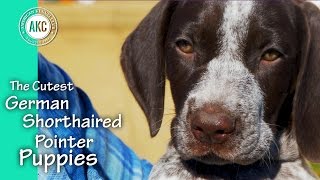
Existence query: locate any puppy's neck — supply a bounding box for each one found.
[271,129,300,162]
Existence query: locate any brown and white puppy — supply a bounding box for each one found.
[121,0,320,179]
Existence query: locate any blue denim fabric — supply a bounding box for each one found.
[38,54,152,180]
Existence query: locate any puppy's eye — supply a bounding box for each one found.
[261,50,281,61]
[176,39,193,54]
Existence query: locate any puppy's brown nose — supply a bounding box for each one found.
[190,106,235,144]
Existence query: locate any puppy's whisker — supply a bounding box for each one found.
[261,122,282,128]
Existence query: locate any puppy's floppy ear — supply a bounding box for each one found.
[293,2,320,162]
[121,1,176,137]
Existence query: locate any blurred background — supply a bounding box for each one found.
[39,0,319,176]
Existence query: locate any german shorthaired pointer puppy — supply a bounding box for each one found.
[121,0,320,179]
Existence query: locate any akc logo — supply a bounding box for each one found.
[19,7,58,46]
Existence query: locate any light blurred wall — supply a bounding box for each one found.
[39,1,174,163]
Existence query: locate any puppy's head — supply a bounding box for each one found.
[121,0,320,165]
